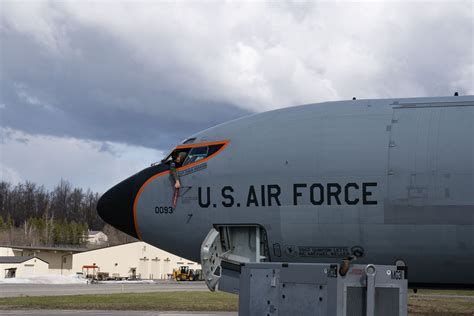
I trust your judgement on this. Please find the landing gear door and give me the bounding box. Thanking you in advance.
[200,228,223,291]
[200,225,270,292]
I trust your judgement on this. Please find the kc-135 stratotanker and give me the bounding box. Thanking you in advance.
[98,95,474,289]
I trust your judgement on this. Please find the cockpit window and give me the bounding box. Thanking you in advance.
[181,143,225,166]
[161,149,188,164]
[184,146,208,165]
[207,144,224,156]
[158,141,227,168]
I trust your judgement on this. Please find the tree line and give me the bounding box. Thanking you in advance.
[0,180,135,247]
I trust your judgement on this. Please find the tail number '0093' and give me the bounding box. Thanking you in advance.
[154,206,174,214]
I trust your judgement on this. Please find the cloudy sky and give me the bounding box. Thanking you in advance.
[1,1,473,193]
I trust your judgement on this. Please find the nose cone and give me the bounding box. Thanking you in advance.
[97,163,169,240]
[97,175,139,239]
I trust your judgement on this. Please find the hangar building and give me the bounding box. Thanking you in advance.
[0,242,200,280]
[0,256,49,279]
[72,241,199,279]
[0,245,86,275]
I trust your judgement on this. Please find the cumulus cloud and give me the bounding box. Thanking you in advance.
[1,1,251,149]
[2,2,472,126]
[0,1,472,189]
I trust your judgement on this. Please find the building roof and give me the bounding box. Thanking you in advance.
[0,245,89,253]
[0,256,48,264]
[73,241,141,254]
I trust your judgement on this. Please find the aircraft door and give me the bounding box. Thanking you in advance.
[388,107,440,207]
[387,105,474,224]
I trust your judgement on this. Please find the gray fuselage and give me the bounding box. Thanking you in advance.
[99,95,474,287]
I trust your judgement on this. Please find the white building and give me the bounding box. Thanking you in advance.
[0,242,200,280]
[72,241,200,279]
[87,231,108,245]
[0,245,88,275]
[0,256,49,279]
[0,247,14,256]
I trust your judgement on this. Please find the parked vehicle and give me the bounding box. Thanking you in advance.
[172,266,197,281]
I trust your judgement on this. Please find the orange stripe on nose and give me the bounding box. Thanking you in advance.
[132,140,230,240]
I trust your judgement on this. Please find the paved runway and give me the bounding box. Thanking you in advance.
[0,281,209,297]
[0,311,237,316]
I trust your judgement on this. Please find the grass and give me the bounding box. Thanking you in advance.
[408,289,474,316]
[411,289,474,296]
[0,290,472,315]
[0,291,238,311]
[409,296,474,316]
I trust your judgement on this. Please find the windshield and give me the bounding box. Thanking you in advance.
[152,141,228,168]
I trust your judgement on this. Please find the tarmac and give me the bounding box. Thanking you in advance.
[0,281,209,297]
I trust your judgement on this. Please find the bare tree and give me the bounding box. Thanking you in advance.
[0,180,104,247]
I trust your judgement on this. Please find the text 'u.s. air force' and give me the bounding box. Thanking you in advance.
[197,182,378,208]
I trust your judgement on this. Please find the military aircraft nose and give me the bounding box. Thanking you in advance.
[97,175,139,239]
